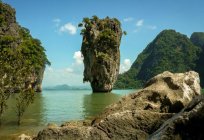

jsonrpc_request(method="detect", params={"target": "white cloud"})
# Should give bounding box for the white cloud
[120,59,132,74]
[43,67,85,87]
[65,68,74,73]
[133,29,140,33]
[59,23,77,35]
[123,17,134,22]
[73,51,83,65]
[47,67,53,72]
[43,51,86,87]
[53,18,61,27]
[53,18,61,23]
[133,19,157,33]
[136,19,144,27]
[147,25,157,30]
[124,59,131,66]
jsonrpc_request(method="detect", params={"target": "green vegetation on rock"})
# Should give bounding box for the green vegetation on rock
[0,2,50,125]
[79,16,124,92]
[190,32,204,87]
[190,32,204,47]
[0,2,50,91]
[114,30,201,89]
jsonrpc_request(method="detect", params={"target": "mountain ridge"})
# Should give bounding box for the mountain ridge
[43,84,91,90]
[114,29,202,89]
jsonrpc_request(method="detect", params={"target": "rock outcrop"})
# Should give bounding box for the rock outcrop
[34,71,201,140]
[79,16,123,92]
[149,95,204,140]
[33,66,45,92]
[0,2,49,92]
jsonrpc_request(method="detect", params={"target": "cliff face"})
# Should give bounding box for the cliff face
[190,32,204,87]
[149,95,204,140]
[0,2,50,92]
[79,16,123,92]
[115,30,201,89]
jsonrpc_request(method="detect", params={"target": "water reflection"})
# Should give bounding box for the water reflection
[83,92,121,119]
[0,93,45,139]
[0,89,134,139]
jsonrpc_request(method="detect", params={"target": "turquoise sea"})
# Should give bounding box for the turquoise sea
[0,89,135,139]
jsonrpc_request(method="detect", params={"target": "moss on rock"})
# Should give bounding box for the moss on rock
[79,16,124,92]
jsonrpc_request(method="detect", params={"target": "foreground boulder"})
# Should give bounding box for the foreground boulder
[79,16,123,92]
[149,95,204,140]
[34,71,201,140]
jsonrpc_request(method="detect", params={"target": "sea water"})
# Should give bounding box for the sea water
[0,89,135,139]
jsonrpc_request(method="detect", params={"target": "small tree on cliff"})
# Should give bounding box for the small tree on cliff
[0,45,35,125]
[15,88,35,125]
[0,73,11,125]
[12,52,36,125]
[0,46,18,125]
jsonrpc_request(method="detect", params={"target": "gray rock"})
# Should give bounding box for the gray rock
[80,17,123,92]
[0,2,46,92]
[95,71,200,120]
[34,71,201,140]
[18,134,32,140]
[149,95,204,140]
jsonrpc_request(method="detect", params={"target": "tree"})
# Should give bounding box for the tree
[78,23,83,27]
[0,2,49,125]
[0,47,17,125]
[123,31,127,35]
[92,15,99,22]
[15,88,35,125]
[0,48,28,125]
[190,32,204,47]
[0,46,36,125]
[11,52,36,125]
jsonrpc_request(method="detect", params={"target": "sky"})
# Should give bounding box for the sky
[3,0,204,87]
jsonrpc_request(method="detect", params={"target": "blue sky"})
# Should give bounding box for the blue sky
[3,0,204,87]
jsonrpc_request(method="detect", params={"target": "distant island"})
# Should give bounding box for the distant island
[43,84,91,90]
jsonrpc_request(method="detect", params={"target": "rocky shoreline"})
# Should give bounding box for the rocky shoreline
[29,71,204,140]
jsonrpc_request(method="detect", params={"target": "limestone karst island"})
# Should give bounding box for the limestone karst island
[0,0,204,140]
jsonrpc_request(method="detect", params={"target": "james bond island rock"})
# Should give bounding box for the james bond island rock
[0,2,50,92]
[35,71,201,140]
[78,16,124,92]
